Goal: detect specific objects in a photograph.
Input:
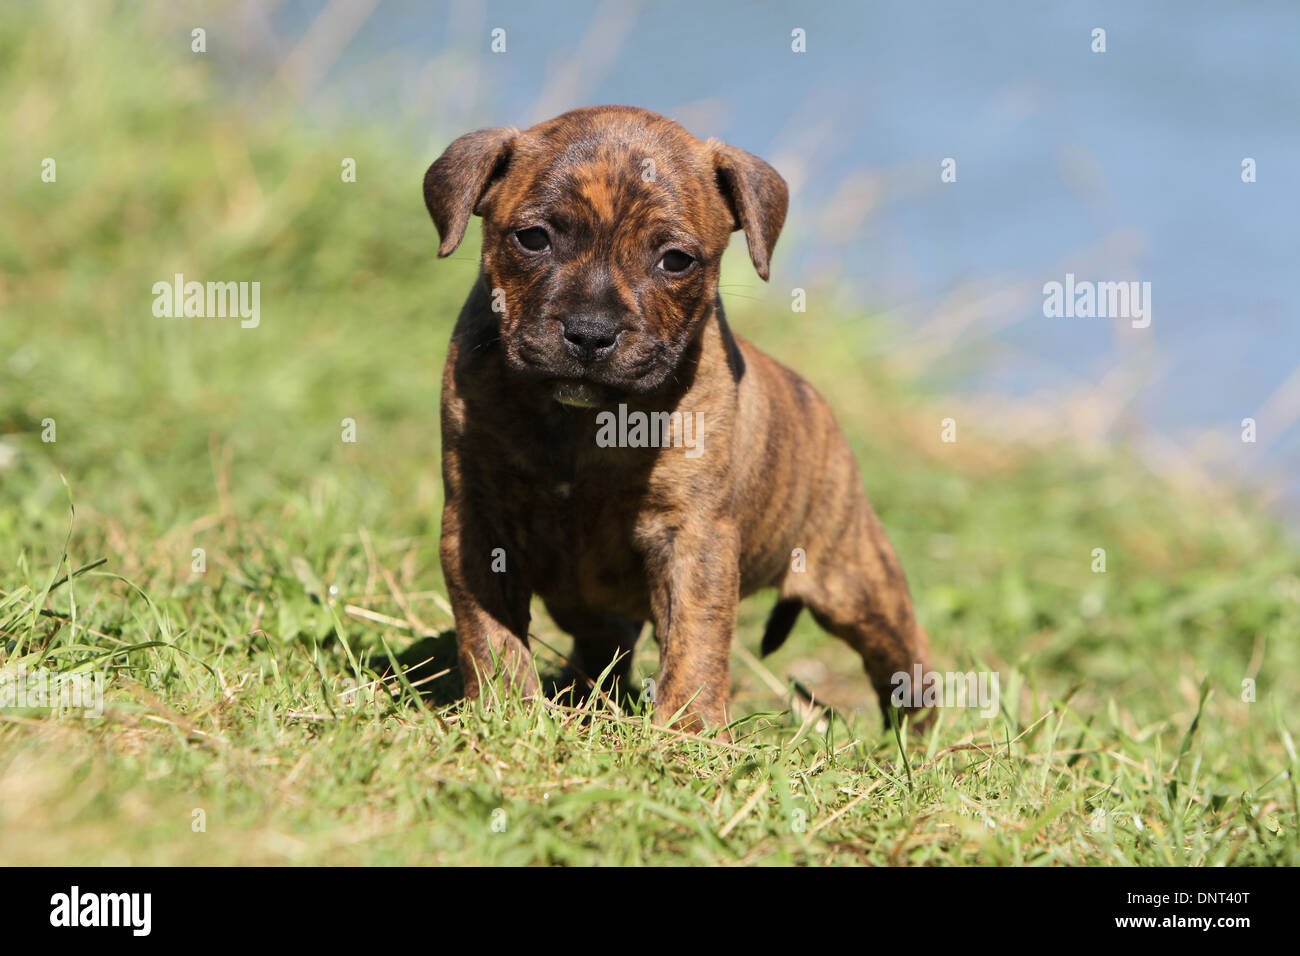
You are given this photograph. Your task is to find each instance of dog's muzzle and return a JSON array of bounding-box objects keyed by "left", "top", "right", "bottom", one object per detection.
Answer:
[
  {"left": 548, "top": 314, "right": 622, "bottom": 407},
  {"left": 561, "top": 315, "right": 621, "bottom": 364}
]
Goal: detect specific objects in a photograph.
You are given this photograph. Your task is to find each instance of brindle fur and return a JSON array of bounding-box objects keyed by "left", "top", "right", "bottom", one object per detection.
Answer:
[{"left": 426, "top": 105, "right": 931, "bottom": 735}]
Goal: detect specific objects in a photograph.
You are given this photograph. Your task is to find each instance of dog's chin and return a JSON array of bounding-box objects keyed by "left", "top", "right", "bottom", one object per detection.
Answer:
[
  {"left": 506, "top": 346, "right": 677, "bottom": 407},
  {"left": 550, "top": 379, "right": 613, "bottom": 408},
  {"left": 549, "top": 361, "right": 678, "bottom": 406}
]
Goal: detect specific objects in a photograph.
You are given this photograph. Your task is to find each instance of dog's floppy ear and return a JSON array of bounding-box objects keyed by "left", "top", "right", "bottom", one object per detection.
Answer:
[
  {"left": 709, "top": 139, "right": 789, "bottom": 280},
  {"left": 423, "top": 126, "right": 518, "bottom": 257}
]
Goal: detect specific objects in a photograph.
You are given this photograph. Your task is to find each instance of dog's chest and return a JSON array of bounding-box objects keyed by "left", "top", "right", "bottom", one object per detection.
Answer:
[
  {"left": 453, "top": 376, "right": 721, "bottom": 618},
  {"left": 477, "top": 449, "right": 655, "bottom": 618}
]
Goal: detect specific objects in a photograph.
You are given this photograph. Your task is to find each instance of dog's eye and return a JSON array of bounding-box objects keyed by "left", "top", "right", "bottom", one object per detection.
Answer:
[
  {"left": 658, "top": 250, "right": 695, "bottom": 274},
  {"left": 514, "top": 227, "right": 551, "bottom": 252}
]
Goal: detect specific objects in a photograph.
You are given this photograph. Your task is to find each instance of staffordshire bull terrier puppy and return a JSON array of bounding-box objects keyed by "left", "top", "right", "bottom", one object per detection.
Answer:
[{"left": 424, "top": 105, "right": 931, "bottom": 734}]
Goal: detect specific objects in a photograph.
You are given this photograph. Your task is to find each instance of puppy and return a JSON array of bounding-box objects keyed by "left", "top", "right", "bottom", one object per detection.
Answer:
[{"left": 424, "top": 105, "right": 931, "bottom": 733}]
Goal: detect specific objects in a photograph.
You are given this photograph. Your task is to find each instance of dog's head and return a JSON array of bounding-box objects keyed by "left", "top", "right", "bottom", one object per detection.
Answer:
[{"left": 424, "top": 105, "right": 788, "bottom": 405}]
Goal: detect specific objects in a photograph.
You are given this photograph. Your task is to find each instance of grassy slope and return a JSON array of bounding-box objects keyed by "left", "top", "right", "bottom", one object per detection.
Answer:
[{"left": 1, "top": 6, "right": 1297, "bottom": 865}]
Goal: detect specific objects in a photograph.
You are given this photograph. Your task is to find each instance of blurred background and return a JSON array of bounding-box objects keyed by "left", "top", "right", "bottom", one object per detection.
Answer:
[
  {"left": 4, "top": 0, "right": 1298, "bottom": 513},
  {"left": 242, "top": 0, "right": 1300, "bottom": 515}
]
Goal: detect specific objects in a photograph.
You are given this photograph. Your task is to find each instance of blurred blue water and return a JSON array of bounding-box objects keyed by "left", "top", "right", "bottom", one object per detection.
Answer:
[{"left": 268, "top": 0, "right": 1300, "bottom": 506}]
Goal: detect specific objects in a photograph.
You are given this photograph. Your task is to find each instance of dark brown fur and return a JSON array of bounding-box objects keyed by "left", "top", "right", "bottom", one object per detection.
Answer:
[{"left": 425, "top": 105, "right": 931, "bottom": 735}]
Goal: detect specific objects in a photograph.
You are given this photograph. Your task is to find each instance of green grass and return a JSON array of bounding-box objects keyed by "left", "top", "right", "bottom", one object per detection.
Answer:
[{"left": 2, "top": 3, "right": 1298, "bottom": 865}]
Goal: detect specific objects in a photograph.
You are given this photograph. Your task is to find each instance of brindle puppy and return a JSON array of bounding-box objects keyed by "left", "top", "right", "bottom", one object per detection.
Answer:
[{"left": 424, "top": 105, "right": 931, "bottom": 734}]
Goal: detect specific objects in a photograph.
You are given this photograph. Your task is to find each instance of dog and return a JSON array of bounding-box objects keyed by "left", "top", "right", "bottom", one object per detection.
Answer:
[{"left": 424, "top": 105, "right": 932, "bottom": 735}]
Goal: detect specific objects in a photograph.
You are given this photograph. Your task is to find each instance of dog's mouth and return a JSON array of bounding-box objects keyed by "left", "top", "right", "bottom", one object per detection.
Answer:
[
  {"left": 550, "top": 379, "right": 615, "bottom": 408},
  {"left": 510, "top": 327, "right": 673, "bottom": 406}
]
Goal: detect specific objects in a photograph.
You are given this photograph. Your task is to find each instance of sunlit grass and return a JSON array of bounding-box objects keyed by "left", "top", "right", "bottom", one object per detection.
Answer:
[{"left": 1, "top": 2, "right": 1297, "bottom": 865}]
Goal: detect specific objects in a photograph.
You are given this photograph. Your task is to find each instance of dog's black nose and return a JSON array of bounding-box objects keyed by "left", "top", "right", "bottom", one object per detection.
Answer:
[{"left": 562, "top": 315, "right": 620, "bottom": 362}]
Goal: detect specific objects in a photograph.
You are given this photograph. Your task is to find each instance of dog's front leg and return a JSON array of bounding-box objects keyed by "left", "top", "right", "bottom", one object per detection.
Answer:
[
  {"left": 645, "top": 520, "right": 740, "bottom": 736},
  {"left": 439, "top": 503, "right": 538, "bottom": 701}
]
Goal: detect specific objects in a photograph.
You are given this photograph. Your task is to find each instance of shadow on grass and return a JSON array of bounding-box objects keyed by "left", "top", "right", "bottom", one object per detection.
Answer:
[
  {"left": 367, "top": 628, "right": 652, "bottom": 717},
  {"left": 367, "top": 630, "right": 463, "bottom": 707}
]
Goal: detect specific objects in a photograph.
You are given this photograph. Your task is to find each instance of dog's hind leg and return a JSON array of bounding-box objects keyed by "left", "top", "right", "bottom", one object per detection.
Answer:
[{"left": 787, "top": 505, "right": 932, "bottom": 727}]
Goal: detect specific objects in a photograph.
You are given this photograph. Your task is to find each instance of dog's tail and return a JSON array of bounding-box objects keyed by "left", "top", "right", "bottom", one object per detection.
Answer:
[{"left": 760, "top": 598, "right": 804, "bottom": 657}]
